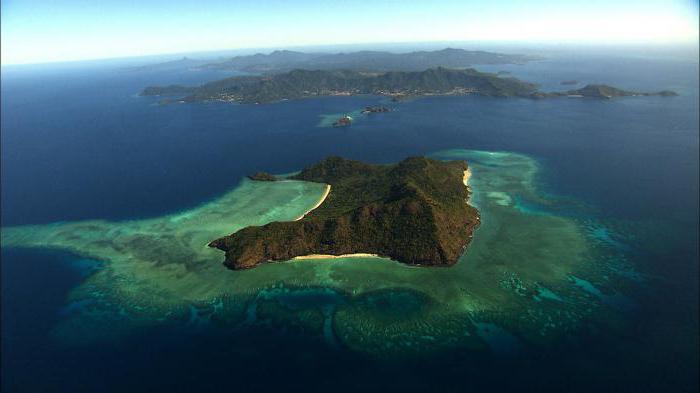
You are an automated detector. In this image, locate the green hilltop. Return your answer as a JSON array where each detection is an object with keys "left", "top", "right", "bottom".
[{"left": 209, "top": 156, "right": 480, "bottom": 270}]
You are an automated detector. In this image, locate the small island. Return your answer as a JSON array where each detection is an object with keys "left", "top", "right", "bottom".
[
  {"left": 247, "top": 172, "right": 278, "bottom": 181},
  {"left": 208, "top": 156, "right": 480, "bottom": 269},
  {"left": 332, "top": 115, "right": 353, "bottom": 127},
  {"left": 531, "top": 84, "right": 679, "bottom": 99},
  {"left": 361, "top": 106, "right": 391, "bottom": 114},
  {"left": 141, "top": 68, "right": 677, "bottom": 104},
  {"left": 560, "top": 80, "right": 578, "bottom": 85},
  {"left": 140, "top": 67, "right": 539, "bottom": 104}
]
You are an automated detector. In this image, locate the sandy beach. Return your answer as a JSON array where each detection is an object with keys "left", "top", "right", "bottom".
[
  {"left": 294, "top": 184, "right": 331, "bottom": 221},
  {"left": 291, "top": 186, "right": 379, "bottom": 260},
  {"left": 292, "top": 253, "right": 379, "bottom": 260},
  {"left": 463, "top": 168, "right": 472, "bottom": 186}
]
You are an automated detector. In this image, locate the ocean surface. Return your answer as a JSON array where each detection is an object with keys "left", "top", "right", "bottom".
[{"left": 1, "top": 48, "right": 698, "bottom": 392}]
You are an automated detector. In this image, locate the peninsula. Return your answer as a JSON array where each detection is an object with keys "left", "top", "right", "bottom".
[
  {"left": 141, "top": 68, "right": 677, "bottom": 104},
  {"left": 208, "top": 156, "right": 480, "bottom": 269}
]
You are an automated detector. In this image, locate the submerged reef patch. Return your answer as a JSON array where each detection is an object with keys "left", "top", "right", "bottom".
[{"left": 2, "top": 150, "right": 641, "bottom": 355}]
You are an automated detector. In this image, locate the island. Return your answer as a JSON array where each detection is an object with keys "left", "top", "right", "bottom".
[
  {"left": 126, "top": 57, "right": 209, "bottom": 72},
  {"left": 247, "top": 172, "right": 278, "bottom": 181},
  {"left": 140, "top": 84, "right": 195, "bottom": 96},
  {"left": 332, "top": 115, "right": 353, "bottom": 127},
  {"left": 208, "top": 156, "right": 479, "bottom": 270},
  {"left": 141, "top": 68, "right": 677, "bottom": 104},
  {"left": 141, "top": 67, "right": 539, "bottom": 104},
  {"left": 532, "top": 84, "right": 679, "bottom": 99},
  {"left": 560, "top": 80, "right": 578, "bottom": 85},
  {"left": 361, "top": 106, "right": 391, "bottom": 114}
]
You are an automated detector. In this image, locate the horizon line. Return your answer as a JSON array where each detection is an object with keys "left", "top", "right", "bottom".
[{"left": 2, "top": 39, "right": 699, "bottom": 67}]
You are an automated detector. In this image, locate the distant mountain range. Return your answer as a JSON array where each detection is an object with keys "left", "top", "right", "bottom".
[
  {"left": 126, "top": 57, "right": 211, "bottom": 72},
  {"left": 196, "top": 48, "right": 541, "bottom": 73}
]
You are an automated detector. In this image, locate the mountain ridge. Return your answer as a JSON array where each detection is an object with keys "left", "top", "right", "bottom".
[{"left": 195, "top": 47, "right": 540, "bottom": 73}]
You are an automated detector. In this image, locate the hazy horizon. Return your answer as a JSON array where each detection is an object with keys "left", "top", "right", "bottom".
[
  {"left": 1, "top": 40, "right": 699, "bottom": 69},
  {"left": 2, "top": 0, "right": 698, "bottom": 66}
]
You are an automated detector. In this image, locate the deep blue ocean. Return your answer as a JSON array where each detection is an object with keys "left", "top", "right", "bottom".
[{"left": 2, "top": 48, "right": 698, "bottom": 392}]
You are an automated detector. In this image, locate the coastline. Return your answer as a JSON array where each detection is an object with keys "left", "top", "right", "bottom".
[
  {"left": 291, "top": 168, "right": 473, "bottom": 261},
  {"left": 290, "top": 168, "right": 472, "bottom": 259},
  {"left": 463, "top": 168, "right": 472, "bottom": 186},
  {"left": 293, "top": 184, "right": 331, "bottom": 221},
  {"left": 292, "top": 253, "right": 379, "bottom": 260}
]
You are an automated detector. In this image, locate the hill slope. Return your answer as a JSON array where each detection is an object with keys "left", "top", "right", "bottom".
[
  {"left": 142, "top": 67, "right": 539, "bottom": 103},
  {"left": 208, "top": 156, "right": 480, "bottom": 269}
]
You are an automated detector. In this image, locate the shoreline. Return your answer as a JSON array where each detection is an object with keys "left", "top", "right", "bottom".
[
  {"left": 293, "top": 184, "right": 331, "bottom": 221},
  {"left": 464, "top": 167, "right": 477, "bottom": 206},
  {"left": 292, "top": 253, "right": 379, "bottom": 260},
  {"left": 463, "top": 168, "right": 472, "bottom": 186},
  {"left": 291, "top": 169, "right": 472, "bottom": 261}
]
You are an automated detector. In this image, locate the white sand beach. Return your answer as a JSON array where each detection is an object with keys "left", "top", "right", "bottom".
[
  {"left": 294, "top": 184, "right": 331, "bottom": 221},
  {"left": 463, "top": 168, "right": 472, "bottom": 186},
  {"left": 292, "top": 253, "right": 379, "bottom": 260}
]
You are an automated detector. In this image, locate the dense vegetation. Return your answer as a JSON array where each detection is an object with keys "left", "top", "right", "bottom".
[
  {"left": 141, "top": 67, "right": 539, "bottom": 103},
  {"left": 142, "top": 66, "right": 677, "bottom": 104},
  {"left": 532, "top": 84, "right": 679, "bottom": 99},
  {"left": 247, "top": 172, "right": 278, "bottom": 181},
  {"left": 209, "top": 156, "right": 480, "bottom": 269}
]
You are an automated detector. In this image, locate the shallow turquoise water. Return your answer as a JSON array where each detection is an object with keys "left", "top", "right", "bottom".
[{"left": 1, "top": 149, "right": 649, "bottom": 358}]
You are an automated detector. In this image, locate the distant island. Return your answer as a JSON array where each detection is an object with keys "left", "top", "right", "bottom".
[
  {"left": 141, "top": 67, "right": 538, "bottom": 104},
  {"left": 141, "top": 84, "right": 197, "bottom": 96},
  {"left": 195, "top": 48, "right": 541, "bottom": 73},
  {"left": 361, "top": 106, "right": 391, "bottom": 114},
  {"left": 560, "top": 80, "right": 578, "bottom": 85},
  {"left": 126, "top": 57, "right": 210, "bottom": 72},
  {"left": 141, "top": 67, "right": 677, "bottom": 104},
  {"left": 247, "top": 172, "right": 278, "bottom": 181},
  {"left": 532, "top": 84, "right": 678, "bottom": 99},
  {"left": 208, "top": 156, "right": 479, "bottom": 270}
]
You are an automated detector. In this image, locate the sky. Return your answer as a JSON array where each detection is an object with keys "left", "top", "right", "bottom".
[{"left": 1, "top": 0, "right": 698, "bottom": 65}]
